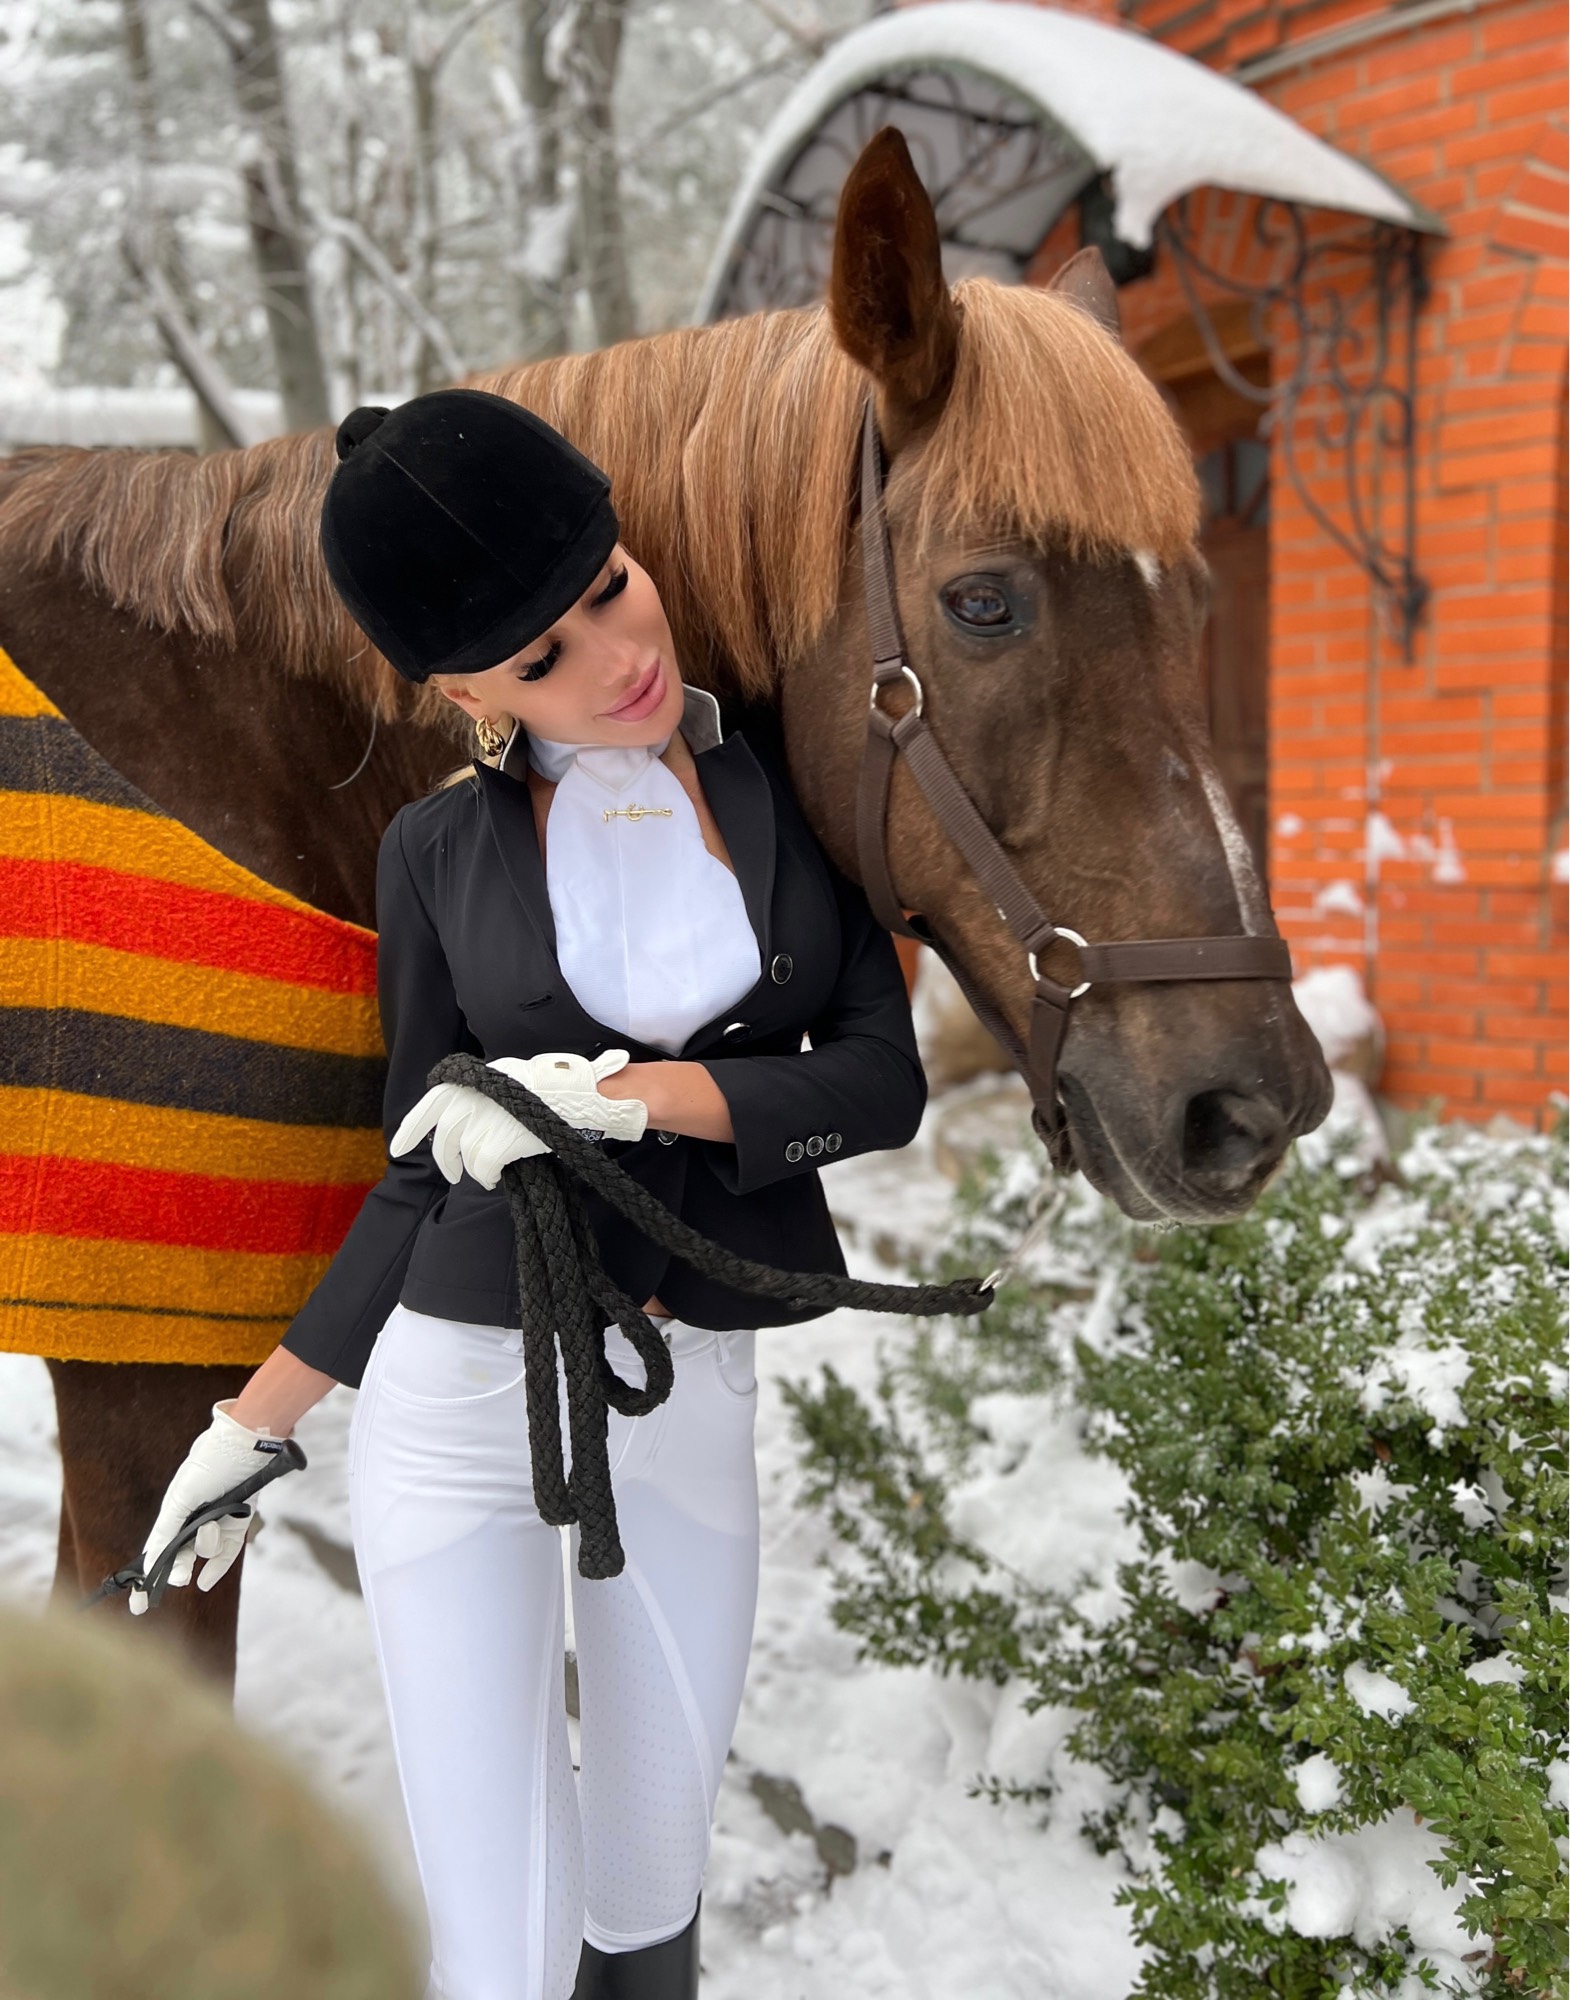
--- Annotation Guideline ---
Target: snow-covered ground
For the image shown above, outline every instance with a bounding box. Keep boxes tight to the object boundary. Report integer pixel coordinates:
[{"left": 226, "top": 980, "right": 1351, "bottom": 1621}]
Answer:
[{"left": 0, "top": 1083, "right": 1146, "bottom": 1999}]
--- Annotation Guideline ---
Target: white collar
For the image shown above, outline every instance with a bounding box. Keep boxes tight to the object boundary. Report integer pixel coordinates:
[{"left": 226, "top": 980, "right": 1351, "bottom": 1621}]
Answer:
[{"left": 496, "top": 684, "right": 724, "bottom": 781}]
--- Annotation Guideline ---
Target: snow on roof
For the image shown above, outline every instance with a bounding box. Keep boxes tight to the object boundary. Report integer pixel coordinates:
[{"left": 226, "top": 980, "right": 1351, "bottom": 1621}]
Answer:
[{"left": 697, "top": 1, "right": 1433, "bottom": 321}]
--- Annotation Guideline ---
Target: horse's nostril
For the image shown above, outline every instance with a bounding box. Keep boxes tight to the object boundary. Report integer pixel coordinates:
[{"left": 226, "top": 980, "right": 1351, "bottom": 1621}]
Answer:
[{"left": 1181, "top": 1089, "right": 1286, "bottom": 1180}]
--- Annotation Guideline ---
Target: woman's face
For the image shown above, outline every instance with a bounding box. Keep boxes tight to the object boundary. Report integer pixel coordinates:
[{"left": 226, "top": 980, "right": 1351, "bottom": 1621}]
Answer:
[{"left": 431, "top": 544, "right": 685, "bottom": 747}]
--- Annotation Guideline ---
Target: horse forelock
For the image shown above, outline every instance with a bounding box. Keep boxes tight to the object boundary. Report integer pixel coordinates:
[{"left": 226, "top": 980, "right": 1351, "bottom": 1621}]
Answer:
[
  {"left": 0, "top": 278, "right": 1197, "bottom": 720},
  {"left": 899, "top": 279, "right": 1201, "bottom": 566}
]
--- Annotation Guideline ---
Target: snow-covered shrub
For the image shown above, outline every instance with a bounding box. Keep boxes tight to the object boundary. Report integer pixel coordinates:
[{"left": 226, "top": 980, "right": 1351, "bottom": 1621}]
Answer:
[{"left": 784, "top": 1118, "right": 1568, "bottom": 1998}]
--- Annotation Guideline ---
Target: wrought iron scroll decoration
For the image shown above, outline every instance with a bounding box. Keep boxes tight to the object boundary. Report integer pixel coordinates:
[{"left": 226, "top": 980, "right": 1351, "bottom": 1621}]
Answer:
[
  {"left": 718, "top": 68, "right": 1091, "bottom": 312},
  {"left": 1156, "top": 197, "right": 1430, "bottom": 661}
]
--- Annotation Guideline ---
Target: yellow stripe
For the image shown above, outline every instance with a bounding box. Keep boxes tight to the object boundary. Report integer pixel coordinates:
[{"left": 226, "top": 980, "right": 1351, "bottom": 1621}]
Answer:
[
  {"left": 0, "top": 1231, "right": 333, "bottom": 1317},
  {"left": 0, "top": 648, "right": 61, "bottom": 720},
  {"left": 0, "top": 1299, "right": 289, "bottom": 1368},
  {"left": 0, "top": 788, "right": 377, "bottom": 937},
  {"left": 0, "top": 1085, "right": 386, "bottom": 1185},
  {"left": 0, "top": 936, "right": 381, "bottom": 1057}
]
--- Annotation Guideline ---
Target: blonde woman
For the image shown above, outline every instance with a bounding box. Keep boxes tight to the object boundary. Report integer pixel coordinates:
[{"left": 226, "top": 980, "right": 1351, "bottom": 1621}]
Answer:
[{"left": 134, "top": 389, "right": 926, "bottom": 2000}]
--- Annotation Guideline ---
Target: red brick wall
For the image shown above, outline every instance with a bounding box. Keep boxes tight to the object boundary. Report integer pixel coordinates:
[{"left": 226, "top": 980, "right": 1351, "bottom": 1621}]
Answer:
[{"left": 1011, "top": 0, "right": 1568, "bottom": 1124}]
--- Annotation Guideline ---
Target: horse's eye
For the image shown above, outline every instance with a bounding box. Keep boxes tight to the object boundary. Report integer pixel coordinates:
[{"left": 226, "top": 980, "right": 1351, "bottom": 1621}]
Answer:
[{"left": 940, "top": 576, "right": 1016, "bottom": 632}]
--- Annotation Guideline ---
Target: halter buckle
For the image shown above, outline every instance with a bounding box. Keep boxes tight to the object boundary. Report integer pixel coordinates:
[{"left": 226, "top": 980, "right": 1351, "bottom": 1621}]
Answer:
[
  {"left": 869, "top": 664, "right": 924, "bottom": 718},
  {"left": 1028, "top": 926, "right": 1091, "bottom": 1000}
]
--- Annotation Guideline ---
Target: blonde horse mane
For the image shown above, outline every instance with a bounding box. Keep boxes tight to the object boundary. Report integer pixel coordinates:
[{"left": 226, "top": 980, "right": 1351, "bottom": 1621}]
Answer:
[{"left": 0, "top": 279, "right": 1198, "bottom": 720}]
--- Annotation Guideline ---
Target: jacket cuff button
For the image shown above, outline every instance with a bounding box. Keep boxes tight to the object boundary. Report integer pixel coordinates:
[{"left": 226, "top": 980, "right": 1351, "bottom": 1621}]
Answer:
[
  {"left": 657, "top": 1130, "right": 678, "bottom": 1146},
  {"left": 805, "top": 1135, "right": 824, "bottom": 1158},
  {"left": 770, "top": 953, "right": 793, "bottom": 984},
  {"left": 784, "top": 1140, "right": 805, "bottom": 1163},
  {"left": 824, "top": 1131, "right": 843, "bottom": 1154}
]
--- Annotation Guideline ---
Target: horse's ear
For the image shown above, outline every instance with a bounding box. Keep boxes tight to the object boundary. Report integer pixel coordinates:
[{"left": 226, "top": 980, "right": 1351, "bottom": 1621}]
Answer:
[
  {"left": 829, "top": 126, "right": 960, "bottom": 444},
  {"left": 1047, "top": 247, "right": 1123, "bottom": 344}
]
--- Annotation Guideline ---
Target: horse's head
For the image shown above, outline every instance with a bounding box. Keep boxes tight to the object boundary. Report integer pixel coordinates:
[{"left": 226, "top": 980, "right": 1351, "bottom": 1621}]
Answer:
[{"left": 783, "top": 129, "right": 1331, "bottom": 1222}]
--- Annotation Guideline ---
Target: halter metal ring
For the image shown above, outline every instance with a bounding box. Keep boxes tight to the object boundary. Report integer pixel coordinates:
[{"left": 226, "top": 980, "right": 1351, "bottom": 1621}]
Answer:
[
  {"left": 869, "top": 664, "right": 924, "bottom": 717},
  {"left": 1028, "top": 926, "right": 1091, "bottom": 1000}
]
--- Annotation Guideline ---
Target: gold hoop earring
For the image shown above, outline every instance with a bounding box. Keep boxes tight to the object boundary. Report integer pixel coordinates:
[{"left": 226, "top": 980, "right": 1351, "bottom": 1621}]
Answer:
[{"left": 475, "top": 715, "right": 509, "bottom": 760}]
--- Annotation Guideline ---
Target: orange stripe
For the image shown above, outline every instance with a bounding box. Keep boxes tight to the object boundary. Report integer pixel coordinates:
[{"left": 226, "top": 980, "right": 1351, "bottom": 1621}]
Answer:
[
  {"left": 0, "top": 648, "right": 61, "bottom": 720},
  {"left": 0, "top": 1298, "right": 290, "bottom": 1368},
  {"left": 0, "top": 1230, "right": 333, "bottom": 1317},
  {"left": 0, "top": 1085, "right": 386, "bottom": 1186},
  {"left": 0, "top": 936, "right": 380, "bottom": 1057}
]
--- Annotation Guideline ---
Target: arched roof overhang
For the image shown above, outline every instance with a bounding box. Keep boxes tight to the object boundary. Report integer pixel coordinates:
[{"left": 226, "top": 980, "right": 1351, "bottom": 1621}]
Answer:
[{"left": 695, "top": 0, "right": 1439, "bottom": 322}]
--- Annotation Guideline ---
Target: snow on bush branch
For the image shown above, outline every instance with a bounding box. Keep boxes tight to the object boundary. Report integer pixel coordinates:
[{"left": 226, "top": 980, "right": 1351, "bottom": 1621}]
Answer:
[{"left": 784, "top": 1110, "right": 1567, "bottom": 1998}]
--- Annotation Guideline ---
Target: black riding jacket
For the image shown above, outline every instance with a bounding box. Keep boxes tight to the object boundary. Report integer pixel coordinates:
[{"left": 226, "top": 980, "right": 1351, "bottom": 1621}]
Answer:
[{"left": 279, "top": 708, "right": 926, "bottom": 1388}]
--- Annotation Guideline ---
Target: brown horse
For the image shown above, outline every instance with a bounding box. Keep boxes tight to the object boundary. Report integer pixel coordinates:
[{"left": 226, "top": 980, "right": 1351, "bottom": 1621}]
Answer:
[{"left": 0, "top": 129, "right": 1330, "bottom": 1686}]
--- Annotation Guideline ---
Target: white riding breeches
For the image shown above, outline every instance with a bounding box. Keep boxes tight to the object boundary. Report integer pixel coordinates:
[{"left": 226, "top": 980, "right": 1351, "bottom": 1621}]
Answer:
[{"left": 348, "top": 1304, "right": 761, "bottom": 2000}]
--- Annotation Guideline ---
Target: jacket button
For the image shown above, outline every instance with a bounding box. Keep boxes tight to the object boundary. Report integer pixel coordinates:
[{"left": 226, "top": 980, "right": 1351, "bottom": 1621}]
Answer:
[
  {"left": 770, "top": 953, "right": 793, "bottom": 984},
  {"left": 805, "top": 1135, "right": 824, "bottom": 1158},
  {"left": 784, "top": 1140, "right": 805, "bottom": 1163},
  {"left": 824, "top": 1131, "right": 843, "bottom": 1154},
  {"left": 656, "top": 1130, "right": 677, "bottom": 1146},
  {"left": 722, "top": 1021, "right": 748, "bottom": 1038}
]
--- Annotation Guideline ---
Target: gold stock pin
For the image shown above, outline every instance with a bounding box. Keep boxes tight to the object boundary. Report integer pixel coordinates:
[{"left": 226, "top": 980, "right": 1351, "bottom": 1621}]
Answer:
[{"left": 602, "top": 804, "right": 674, "bottom": 824}]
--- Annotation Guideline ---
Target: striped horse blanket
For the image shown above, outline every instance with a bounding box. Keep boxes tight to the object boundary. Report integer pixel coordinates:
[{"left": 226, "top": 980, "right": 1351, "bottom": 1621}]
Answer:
[{"left": 0, "top": 642, "right": 386, "bottom": 1366}]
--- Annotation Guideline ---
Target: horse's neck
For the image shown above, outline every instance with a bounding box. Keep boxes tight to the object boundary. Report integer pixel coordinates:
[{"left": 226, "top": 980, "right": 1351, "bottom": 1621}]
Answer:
[{"left": 0, "top": 567, "right": 455, "bottom": 926}]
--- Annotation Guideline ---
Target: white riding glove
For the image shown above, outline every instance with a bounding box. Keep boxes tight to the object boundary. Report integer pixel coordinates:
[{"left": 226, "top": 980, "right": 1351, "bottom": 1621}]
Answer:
[
  {"left": 390, "top": 1050, "right": 649, "bottom": 1191},
  {"left": 128, "top": 1399, "right": 287, "bottom": 1615}
]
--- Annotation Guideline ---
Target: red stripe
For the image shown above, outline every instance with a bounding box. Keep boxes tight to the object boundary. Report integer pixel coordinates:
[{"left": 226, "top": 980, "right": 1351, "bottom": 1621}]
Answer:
[
  {"left": 0, "top": 1153, "right": 375, "bottom": 1257},
  {"left": 0, "top": 857, "right": 377, "bottom": 995}
]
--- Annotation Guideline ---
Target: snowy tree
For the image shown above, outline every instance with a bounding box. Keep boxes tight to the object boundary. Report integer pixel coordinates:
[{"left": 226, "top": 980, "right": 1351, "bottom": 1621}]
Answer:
[{"left": 0, "top": 0, "right": 876, "bottom": 430}]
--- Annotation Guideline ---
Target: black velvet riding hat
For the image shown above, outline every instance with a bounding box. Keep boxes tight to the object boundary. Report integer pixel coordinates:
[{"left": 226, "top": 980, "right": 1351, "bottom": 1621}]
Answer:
[{"left": 319, "top": 388, "right": 620, "bottom": 683}]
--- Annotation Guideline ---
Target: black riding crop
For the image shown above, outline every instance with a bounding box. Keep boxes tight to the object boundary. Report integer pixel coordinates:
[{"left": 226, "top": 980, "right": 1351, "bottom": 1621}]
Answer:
[{"left": 82, "top": 1438, "right": 308, "bottom": 1611}]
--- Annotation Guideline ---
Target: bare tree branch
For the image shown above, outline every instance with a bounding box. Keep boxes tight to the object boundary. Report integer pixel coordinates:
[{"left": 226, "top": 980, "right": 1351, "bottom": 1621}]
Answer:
[
  {"left": 742, "top": 0, "right": 831, "bottom": 57},
  {"left": 313, "top": 211, "right": 468, "bottom": 383},
  {"left": 632, "top": 45, "right": 805, "bottom": 151},
  {"left": 189, "top": 0, "right": 253, "bottom": 61},
  {"left": 431, "top": 0, "right": 522, "bottom": 78},
  {"left": 214, "top": 0, "right": 332, "bottom": 430},
  {"left": 121, "top": 229, "right": 263, "bottom": 448}
]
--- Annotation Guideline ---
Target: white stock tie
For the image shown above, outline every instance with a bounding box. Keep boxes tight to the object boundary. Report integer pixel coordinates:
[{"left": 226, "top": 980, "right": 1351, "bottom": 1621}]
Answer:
[{"left": 529, "top": 733, "right": 761, "bottom": 1054}]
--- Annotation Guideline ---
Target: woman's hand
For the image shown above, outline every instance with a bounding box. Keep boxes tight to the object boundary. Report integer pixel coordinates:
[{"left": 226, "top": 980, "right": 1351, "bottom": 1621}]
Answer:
[
  {"left": 128, "top": 1401, "right": 293, "bottom": 1615},
  {"left": 391, "top": 1050, "right": 649, "bottom": 1188},
  {"left": 598, "top": 1061, "right": 734, "bottom": 1144}
]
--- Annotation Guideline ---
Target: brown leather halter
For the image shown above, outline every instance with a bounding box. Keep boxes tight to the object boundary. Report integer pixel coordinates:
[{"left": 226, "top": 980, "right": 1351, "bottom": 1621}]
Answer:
[{"left": 852, "top": 397, "right": 1292, "bottom": 1164}]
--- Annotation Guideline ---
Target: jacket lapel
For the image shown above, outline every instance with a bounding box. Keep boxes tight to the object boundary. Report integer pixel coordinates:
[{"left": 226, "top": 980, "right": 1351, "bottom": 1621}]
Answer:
[
  {"left": 472, "top": 759, "right": 558, "bottom": 955},
  {"left": 694, "top": 733, "right": 776, "bottom": 961}
]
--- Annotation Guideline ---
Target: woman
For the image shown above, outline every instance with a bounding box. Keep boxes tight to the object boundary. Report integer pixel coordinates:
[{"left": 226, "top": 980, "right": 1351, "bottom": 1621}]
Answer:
[{"left": 132, "top": 389, "right": 927, "bottom": 2000}]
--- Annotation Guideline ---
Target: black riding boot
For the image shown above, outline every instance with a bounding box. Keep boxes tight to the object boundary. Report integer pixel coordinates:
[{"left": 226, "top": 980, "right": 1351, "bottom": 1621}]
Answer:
[{"left": 571, "top": 1898, "right": 700, "bottom": 1998}]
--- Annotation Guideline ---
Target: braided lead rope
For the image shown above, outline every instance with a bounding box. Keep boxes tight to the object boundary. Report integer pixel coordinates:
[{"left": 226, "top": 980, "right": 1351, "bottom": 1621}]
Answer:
[{"left": 428, "top": 1054, "right": 993, "bottom": 1578}]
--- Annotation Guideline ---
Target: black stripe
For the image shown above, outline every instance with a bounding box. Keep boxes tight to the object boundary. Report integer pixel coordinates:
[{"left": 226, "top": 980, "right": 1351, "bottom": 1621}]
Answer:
[
  {"left": 1, "top": 1295, "right": 290, "bottom": 1326},
  {"left": 0, "top": 1007, "right": 386, "bottom": 1129},
  {"left": 0, "top": 712, "right": 168, "bottom": 815}
]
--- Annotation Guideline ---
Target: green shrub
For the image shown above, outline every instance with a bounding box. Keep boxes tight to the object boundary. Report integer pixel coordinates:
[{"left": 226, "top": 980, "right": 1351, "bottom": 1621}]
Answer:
[{"left": 785, "top": 1117, "right": 1568, "bottom": 1998}]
